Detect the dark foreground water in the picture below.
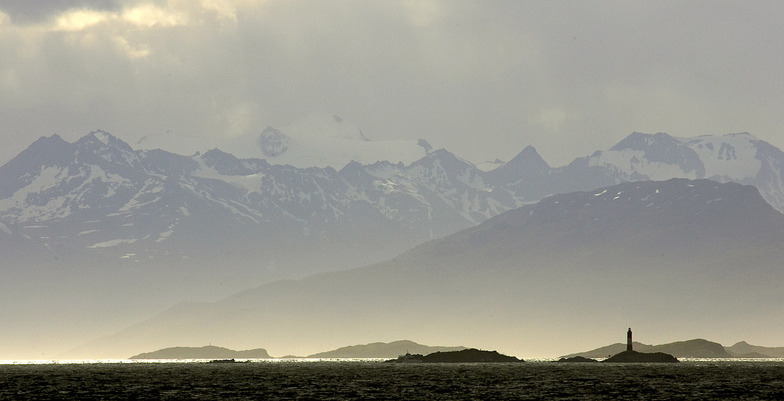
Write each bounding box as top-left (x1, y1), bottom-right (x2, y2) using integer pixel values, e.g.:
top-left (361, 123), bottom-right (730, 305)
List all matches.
top-left (2, 361), bottom-right (784, 400)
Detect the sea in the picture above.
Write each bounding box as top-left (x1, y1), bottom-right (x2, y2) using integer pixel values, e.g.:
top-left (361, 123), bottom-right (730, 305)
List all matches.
top-left (2, 358), bottom-right (784, 400)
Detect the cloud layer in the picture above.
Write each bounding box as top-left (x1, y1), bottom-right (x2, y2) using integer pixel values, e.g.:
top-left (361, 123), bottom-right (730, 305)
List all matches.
top-left (1, 0), bottom-right (782, 166)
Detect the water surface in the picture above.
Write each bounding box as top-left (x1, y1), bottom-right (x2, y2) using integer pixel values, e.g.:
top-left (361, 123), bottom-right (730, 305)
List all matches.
top-left (2, 360), bottom-right (784, 400)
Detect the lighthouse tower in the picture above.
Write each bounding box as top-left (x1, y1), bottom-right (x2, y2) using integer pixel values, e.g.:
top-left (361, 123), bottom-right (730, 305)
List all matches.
top-left (627, 328), bottom-right (633, 352)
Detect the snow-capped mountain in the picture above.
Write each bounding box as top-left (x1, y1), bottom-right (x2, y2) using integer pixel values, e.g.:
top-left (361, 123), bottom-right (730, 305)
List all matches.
top-left (0, 131), bottom-right (509, 282)
top-left (583, 132), bottom-right (784, 210)
top-left (492, 131), bottom-right (784, 213)
top-left (5, 128), bottom-right (784, 359)
top-left (4, 130), bottom-right (784, 280)
top-left (135, 111), bottom-right (432, 169)
top-left (253, 112), bottom-right (433, 168)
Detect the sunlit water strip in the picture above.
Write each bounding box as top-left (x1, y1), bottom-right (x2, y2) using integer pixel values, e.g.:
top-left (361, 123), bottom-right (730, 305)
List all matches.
top-left (3, 357), bottom-right (784, 365)
top-left (0, 358), bottom-right (389, 365)
top-left (679, 358), bottom-right (784, 363)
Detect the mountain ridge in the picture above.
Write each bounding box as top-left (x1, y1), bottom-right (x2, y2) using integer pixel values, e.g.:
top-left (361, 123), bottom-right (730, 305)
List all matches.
top-left (64, 178), bottom-right (784, 359)
top-left (306, 340), bottom-right (465, 359)
top-left (563, 338), bottom-right (784, 359)
top-left (5, 127), bottom-right (784, 358)
top-left (130, 345), bottom-right (270, 360)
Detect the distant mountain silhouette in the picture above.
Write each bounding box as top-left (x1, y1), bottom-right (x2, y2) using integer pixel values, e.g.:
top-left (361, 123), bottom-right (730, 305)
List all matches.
top-left (307, 340), bottom-right (464, 359)
top-left (69, 178), bottom-right (784, 359)
top-left (558, 356), bottom-right (598, 363)
top-left (563, 339), bottom-right (784, 359)
top-left (7, 129), bottom-right (784, 359)
top-left (130, 345), bottom-right (270, 359)
top-left (726, 341), bottom-right (784, 358)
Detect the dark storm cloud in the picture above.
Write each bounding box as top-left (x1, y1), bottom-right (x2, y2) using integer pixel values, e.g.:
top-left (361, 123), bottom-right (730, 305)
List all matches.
top-left (0, 0), bottom-right (123, 23)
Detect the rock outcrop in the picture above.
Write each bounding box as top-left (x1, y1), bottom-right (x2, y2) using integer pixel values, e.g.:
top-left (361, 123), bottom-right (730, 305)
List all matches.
top-left (387, 348), bottom-right (522, 363)
top-left (603, 350), bottom-right (678, 363)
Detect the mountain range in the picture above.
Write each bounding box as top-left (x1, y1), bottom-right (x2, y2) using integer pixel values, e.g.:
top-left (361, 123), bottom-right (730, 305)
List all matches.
top-left (4, 130), bottom-right (784, 279)
top-left (134, 112), bottom-right (433, 169)
top-left (2, 123), bottom-right (784, 359)
top-left (564, 338), bottom-right (784, 359)
top-left (130, 345), bottom-right (271, 360)
top-left (64, 178), bottom-right (784, 359)
top-left (128, 340), bottom-right (462, 360)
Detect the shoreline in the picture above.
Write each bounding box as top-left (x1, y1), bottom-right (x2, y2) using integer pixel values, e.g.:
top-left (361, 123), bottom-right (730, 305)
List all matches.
top-left (4, 357), bottom-right (784, 365)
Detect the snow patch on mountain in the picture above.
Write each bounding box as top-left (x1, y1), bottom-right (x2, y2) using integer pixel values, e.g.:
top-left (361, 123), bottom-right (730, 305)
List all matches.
top-left (585, 132), bottom-right (768, 184)
top-left (118, 179), bottom-right (163, 212)
top-left (476, 159), bottom-right (506, 172)
top-left (135, 111), bottom-right (432, 169)
top-left (588, 149), bottom-right (700, 181)
top-left (89, 238), bottom-right (137, 248)
top-left (93, 130), bottom-right (113, 146)
top-left (245, 111), bottom-right (431, 168)
top-left (190, 155), bottom-right (264, 192)
top-left (5, 128), bottom-right (784, 283)
top-left (0, 166), bottom-right (66, 221)
top-left (686, 133), bottom-right (761, 181)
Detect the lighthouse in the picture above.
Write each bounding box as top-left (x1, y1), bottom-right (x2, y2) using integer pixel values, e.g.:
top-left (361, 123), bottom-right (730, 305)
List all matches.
top-left (627, 328), bottom-right (633, 352)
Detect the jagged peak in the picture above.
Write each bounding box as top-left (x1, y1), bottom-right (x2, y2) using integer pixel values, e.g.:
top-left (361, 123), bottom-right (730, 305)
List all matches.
top-left (77, 130), bottom-right (134, 153)
top-left (428, 148), bottom-right (455, 158)
top-left (415, 148), bottom-right (475, 168)
top-left (511, 146), bottom-right (549, 167)
top-left (338, 160), bottom-right (362, 172)
top-left (202, 148), bottom-right (239, 161)
top-left (29, 133), bottom-right (69, 148)
top-left (610, 131), bottom-right (680, 152)
top-left (90, 130), bottom-right (115, 145)
top-left (487, 145), bottom-right (550, 179)
top-left (2, 134), bottom-right (75, 169)
top-left (199, 147), bottom-right (270, 175)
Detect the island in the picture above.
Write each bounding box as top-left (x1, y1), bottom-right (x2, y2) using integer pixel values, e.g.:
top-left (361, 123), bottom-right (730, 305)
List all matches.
top-left (386, 348), bottom-right (523, 363)
top-left (602, 350), bottom-right (679, 363)
top-left (130, 345), bottom-right (270, 360)
top-left (557, 356), bottom-right (598, 363)
top-left (600, 328), bottom-right (678, 363)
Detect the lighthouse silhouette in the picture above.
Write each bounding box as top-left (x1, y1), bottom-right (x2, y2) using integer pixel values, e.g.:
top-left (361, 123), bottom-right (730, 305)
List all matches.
top-left (627, 328), bottom-right (633, 352)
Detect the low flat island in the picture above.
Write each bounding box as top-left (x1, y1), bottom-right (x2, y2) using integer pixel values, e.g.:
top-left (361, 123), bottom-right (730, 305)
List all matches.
top-left (386, 348), bottom-right (522, 363)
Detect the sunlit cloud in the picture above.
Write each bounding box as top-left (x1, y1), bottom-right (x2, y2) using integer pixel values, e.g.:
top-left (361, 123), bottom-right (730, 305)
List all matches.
top-left (122, 3), bottom-right (187, 28)
top-left (53, 9), bottom-right (111, 31)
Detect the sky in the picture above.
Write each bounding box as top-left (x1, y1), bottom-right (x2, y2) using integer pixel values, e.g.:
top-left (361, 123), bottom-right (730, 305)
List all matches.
top-left (0, 0), bottom-right (782, 167)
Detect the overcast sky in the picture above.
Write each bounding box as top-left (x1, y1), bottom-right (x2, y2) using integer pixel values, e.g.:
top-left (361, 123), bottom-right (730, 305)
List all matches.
top-left (0, 0), bottom-right (782, 167)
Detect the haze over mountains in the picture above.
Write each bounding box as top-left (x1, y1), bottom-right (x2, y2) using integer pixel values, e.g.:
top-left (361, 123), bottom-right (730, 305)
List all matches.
top-left (2, 118), bottom-right (784, 358)
top-left (134, 112), bottom-right (433, 169)
top-left (68, 178), bottom-right (784, 358)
